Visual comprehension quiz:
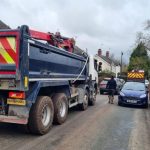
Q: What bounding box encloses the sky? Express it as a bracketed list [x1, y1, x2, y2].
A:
[1, 0, 150, 62]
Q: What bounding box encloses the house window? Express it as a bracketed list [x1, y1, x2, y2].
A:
[94, 59, 98, 71]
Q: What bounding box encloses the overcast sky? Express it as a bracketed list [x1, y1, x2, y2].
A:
[1, 0, 150, 61]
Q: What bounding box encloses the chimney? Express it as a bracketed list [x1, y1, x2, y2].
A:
[106, 51, 109, 58]
[98, 49, 102, 56]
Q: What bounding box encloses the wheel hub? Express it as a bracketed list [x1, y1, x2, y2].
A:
[59, 100, 66, 118]
[84, 94, 88, 106]
[42, 104, 51, 127]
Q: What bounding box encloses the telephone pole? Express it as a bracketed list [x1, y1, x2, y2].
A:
[121, 52, 123, 73]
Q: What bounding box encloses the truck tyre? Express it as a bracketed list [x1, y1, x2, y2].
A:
[79, 90, 89, 111]
[89, 89, 96, 106]
[52, 93, 68, 125]
[28, 96, 54, 135]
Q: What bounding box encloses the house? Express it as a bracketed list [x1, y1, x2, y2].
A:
[95, 49, 121, 77]
[0, 20, 10, 29]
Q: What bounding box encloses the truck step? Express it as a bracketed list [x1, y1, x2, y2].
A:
[69, 101, 78, 108]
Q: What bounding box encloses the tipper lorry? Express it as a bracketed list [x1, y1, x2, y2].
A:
[0, 25, 99, 134]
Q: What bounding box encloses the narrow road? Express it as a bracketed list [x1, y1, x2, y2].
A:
[0, 95, 150, 150]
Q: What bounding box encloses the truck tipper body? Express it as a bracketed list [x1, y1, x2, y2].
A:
[0, 25, 98, 134]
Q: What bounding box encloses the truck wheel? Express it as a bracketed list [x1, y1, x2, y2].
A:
[89, 89, 96, 106]
[28, 96, 54, 135]
[79, 90, 88, 110]
[52, 93, 68, 125]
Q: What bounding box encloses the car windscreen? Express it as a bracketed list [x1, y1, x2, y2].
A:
[122, 82, 145, 91]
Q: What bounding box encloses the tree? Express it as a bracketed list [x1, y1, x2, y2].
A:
[109, 53, 120, 65]
[136, 20, 150, 51]
[128, 42, 150, 77]
[128, 20, 150, 78]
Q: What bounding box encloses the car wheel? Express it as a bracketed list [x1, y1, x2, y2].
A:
[100, 90, 103, 95]
[143, 102, 148, 108]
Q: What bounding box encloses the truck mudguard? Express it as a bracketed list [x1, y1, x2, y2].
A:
[26, 80, 70, 107]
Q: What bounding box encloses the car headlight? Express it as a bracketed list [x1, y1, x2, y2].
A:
[120, 91, 125, 96]
[140, 94, 147, 98]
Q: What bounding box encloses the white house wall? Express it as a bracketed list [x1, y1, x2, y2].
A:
[94, 55, 120, 76]
[94, 55, 111, 71]
[111, 64, 116, 73]
[116, 66, 121, 77]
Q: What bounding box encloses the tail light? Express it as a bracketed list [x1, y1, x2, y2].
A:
[9, 92, 25, 99]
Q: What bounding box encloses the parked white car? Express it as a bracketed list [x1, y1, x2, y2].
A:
[145, 79, 149, 88]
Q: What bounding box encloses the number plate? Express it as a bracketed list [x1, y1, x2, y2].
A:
[127, 100, 137, 103]
[7, 98, 26, 106]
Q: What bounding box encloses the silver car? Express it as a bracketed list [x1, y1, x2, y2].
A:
[145, 79, 149, 88]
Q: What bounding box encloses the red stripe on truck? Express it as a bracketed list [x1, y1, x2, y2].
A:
[0, 71, 16, 74]
[0, 55, 7, 63]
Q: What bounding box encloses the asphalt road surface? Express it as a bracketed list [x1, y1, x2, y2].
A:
[0, 95, 150, 150]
